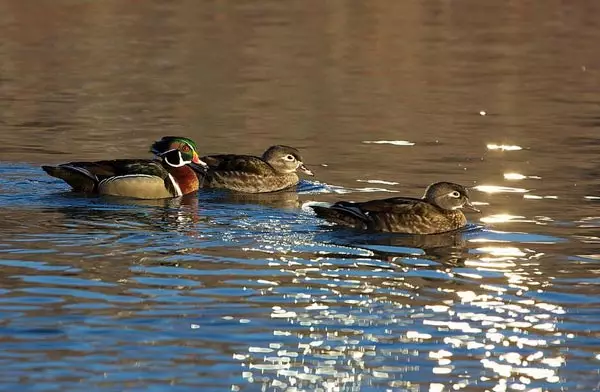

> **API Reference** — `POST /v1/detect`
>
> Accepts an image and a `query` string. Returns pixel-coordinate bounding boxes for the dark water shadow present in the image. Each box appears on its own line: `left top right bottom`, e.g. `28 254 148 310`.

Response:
198 188 301 209
38 192 206 234
312 225 483 268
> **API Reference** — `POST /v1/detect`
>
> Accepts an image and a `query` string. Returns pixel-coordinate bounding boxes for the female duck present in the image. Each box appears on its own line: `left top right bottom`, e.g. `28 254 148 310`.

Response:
310 182 480 234
42 148 206 199
151 137 313 193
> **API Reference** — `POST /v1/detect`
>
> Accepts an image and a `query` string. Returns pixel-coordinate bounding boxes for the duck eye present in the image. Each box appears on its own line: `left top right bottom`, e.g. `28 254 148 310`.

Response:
284 154 296 161
181 144 191 153
449 191 461 198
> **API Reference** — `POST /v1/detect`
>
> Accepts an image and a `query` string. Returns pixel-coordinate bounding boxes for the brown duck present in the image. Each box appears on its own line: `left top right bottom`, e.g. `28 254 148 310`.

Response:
197 145 313 193
311 182 480 234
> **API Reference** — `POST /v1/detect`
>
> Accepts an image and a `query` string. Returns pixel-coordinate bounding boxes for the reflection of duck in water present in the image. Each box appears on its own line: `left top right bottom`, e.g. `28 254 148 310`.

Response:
44 192 205 234
310 182 480 235
324 229 471 267
202 188 300 209
370 231 469 267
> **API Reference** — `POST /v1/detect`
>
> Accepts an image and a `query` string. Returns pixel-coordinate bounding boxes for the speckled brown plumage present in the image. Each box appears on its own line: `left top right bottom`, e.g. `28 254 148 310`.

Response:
311 182 479 234
197 145 314 193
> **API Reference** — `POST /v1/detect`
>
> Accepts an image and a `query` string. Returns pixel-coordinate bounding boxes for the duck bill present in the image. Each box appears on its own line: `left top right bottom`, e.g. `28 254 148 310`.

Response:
463 200 481 213
191 153 208 172
299 164 314 176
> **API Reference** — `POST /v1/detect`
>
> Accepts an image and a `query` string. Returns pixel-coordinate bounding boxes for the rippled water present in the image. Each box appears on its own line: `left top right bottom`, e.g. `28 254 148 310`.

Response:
2 1 600 391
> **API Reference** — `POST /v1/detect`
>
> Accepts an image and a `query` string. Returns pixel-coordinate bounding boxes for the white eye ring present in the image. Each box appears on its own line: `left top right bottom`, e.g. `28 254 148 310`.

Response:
284 154 296 161
449 191 461 198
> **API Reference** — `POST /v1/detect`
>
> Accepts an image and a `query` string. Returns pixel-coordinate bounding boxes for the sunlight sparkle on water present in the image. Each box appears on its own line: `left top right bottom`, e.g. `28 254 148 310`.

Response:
480 214 530 224
356 179 399 185
475 246 527 257
429 383 445 392
322 185 400 194
524 194 558 200
363 140 415 146
504 173 542 180
429 350 453 359
406 331 432 340
423 319 482 333
487 144 523 151
474 185 529 194
504 172 526 180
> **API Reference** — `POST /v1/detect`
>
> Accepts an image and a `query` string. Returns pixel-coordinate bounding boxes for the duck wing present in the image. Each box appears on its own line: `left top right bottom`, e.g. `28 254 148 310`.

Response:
197 154 291 193
200 154 274 175
42 159 170 194
311 201 370 229
356 197 452 234
313 197 444 234
355 196 426 214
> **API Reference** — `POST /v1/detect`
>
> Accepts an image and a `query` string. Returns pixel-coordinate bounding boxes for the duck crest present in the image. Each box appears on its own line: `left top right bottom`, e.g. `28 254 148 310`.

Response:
151 136 198 156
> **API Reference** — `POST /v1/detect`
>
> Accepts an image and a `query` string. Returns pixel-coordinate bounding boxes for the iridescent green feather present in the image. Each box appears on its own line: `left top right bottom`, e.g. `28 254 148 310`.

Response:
150 136 198 155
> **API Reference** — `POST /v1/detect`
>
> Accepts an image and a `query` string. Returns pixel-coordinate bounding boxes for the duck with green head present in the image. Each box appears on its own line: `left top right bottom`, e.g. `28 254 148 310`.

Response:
150 136 199 159
150 136 314 193
42 146 207 199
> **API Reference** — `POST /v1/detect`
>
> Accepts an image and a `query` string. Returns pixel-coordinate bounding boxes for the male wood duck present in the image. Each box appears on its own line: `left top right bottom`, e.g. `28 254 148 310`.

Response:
151 137 314 193
150 136 199 159
42 148 207 199
310 182 480 234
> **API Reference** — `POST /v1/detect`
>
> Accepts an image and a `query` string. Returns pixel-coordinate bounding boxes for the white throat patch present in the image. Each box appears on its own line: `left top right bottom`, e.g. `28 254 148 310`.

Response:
164 150 191 168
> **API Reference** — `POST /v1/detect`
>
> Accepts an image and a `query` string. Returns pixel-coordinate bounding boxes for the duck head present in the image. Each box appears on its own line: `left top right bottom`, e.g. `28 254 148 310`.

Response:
424 182 480 212
262 145 314 176
151 136 207 171
150 136 202 163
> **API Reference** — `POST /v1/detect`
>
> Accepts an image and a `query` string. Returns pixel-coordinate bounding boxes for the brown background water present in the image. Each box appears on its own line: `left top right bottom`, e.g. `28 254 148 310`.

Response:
1 1 600 391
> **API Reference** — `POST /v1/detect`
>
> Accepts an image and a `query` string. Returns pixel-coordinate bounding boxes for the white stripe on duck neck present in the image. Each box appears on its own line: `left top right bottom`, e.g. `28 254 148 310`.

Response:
167 173 183 197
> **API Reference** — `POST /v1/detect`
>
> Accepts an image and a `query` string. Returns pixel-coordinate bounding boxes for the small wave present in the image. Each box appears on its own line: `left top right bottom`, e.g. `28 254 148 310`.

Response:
363 140 415 146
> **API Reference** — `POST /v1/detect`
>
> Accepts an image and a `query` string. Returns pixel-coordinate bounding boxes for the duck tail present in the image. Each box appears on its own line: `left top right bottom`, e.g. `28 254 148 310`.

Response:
42 164 98 192
311 204 367 229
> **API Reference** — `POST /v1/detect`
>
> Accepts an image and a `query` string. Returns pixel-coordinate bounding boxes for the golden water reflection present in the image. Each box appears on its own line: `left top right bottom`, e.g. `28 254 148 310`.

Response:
228 234 568 391
474 185 530 194
486 144 523 152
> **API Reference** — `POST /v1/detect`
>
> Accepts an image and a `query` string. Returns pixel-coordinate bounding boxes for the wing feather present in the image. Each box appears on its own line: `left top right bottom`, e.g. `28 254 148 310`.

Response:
43 159 169 194
200 154 274 175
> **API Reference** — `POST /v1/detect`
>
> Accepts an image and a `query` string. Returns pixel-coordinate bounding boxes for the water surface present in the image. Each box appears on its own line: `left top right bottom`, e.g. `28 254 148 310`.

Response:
1 1 600 391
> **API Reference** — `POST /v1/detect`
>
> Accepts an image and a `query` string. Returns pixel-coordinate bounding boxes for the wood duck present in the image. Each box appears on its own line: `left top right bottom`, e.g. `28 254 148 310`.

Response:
150 136 199 159
42 148 207 199
150 137 314 194
310 182 480 234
